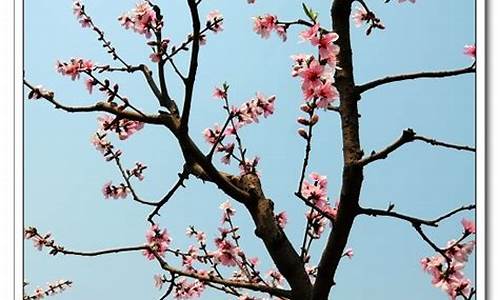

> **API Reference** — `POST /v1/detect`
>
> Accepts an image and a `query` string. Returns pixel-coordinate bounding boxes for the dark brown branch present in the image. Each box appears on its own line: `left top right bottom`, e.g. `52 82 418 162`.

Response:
95 64 164 104
277 19 330 34
356 65 476 93
312 0 363 298
180 0 202 133
154 255 292 299
359 204 476 227
24 80 170 126
147 169 190 223
356 128 475 166
60 245 148 257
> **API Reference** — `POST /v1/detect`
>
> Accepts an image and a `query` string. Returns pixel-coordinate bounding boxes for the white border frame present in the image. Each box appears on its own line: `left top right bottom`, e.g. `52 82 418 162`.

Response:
8 1 490 300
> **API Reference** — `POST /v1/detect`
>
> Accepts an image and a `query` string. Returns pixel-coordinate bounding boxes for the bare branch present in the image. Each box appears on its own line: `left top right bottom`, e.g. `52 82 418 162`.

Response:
147 169 190 223
357 128 475 166
24 80 170 126
356 64 476 94
359 204 476 227
180 0 202 133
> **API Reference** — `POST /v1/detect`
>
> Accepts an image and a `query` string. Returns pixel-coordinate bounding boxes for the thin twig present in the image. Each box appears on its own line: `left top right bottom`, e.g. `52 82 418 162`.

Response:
357 128 475 166
356 64 476 94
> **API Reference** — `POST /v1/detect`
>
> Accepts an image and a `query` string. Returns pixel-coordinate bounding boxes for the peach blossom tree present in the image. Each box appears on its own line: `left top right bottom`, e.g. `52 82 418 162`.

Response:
24 0 476 299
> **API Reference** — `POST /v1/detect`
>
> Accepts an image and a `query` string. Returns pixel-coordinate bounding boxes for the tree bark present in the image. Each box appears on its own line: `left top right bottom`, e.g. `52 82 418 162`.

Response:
312 0 363 299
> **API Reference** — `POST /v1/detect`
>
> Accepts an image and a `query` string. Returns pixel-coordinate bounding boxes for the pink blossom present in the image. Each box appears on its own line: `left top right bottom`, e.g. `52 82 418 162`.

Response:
239 156 260 175
352 6 369 27
267 269 284 287
461 218 475 234
316 81 339 109
128 162 147 181
306 210 328 238
300 23 320 42
217 142 235 165
275 211 288 229
301 172 328 206
149 52 162 63
207 10 224 33
102 181 128 199
445 240 475 263
203 124 224 145
84 78 95 94
117 120 144 140
90 133 111 154
343 248 354 259
119 2 160 38
220 200 236 223
213 238 239 266
275 25 287 42
212 86 227 99
143 224 171 260
463 44 476 59
153 274 164 289
72 1 84 17
79 16 91 28
174 279 205 299
55 58 94 80
252 14 277 39
182 245 199 268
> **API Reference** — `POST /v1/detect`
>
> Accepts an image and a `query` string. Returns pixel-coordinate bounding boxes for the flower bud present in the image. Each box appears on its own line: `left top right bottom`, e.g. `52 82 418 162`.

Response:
310 114 319 125
300 104 312 113
298 128 309 139
297 117 309 126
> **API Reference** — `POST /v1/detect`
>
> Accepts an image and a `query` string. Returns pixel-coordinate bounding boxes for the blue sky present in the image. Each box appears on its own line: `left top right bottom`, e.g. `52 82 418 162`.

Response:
24 0 475 299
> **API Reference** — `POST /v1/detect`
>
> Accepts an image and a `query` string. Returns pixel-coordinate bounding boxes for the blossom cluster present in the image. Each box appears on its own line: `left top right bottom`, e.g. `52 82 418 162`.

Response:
27 85 54 100
118 2 162 38
204 86 275 169
420 219 476 300
301 172 338 238
174 278 206 299
97 114 144 141
127 162 147 181
72 1 91 28
351 6 384 34
252 14 287 41
101 181 129 199
24 227 54 252
206 10 224 34
291 23 340 110
24 280 72 300
55 58 94 81
143 224 172 260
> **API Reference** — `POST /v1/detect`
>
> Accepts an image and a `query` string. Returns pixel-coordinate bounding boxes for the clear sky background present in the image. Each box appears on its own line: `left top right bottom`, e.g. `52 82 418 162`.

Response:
24 0 475 299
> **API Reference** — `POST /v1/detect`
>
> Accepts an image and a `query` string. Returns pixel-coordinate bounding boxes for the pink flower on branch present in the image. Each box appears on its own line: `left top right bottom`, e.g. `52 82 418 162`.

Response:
143 224 171 260
174 278 205 299
463 44 476 59
252 14 286 41
102 181 129 199
461 218 476 234
275 211 288 229
118 2 161 39
213 238 239 267
352 6 370 27
206 10 224 33
55 58 94 81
